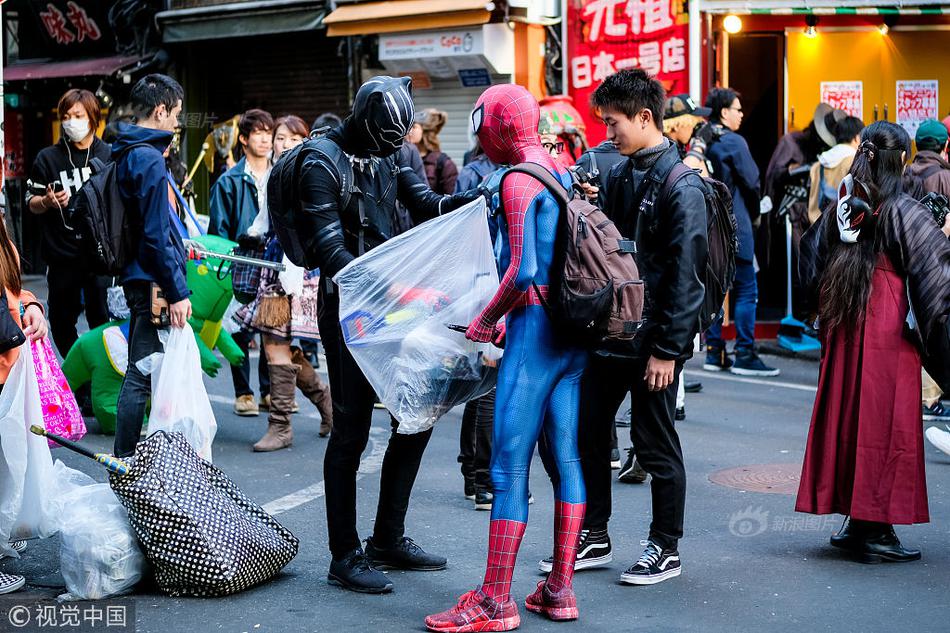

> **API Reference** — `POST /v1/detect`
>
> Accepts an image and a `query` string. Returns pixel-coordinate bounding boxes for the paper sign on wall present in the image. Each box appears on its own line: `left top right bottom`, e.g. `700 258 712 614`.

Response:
896 80 939 137
820 81 863 117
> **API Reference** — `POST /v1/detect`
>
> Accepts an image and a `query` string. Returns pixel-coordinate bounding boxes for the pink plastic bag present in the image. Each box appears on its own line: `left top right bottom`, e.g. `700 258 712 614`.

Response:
32 337 85 447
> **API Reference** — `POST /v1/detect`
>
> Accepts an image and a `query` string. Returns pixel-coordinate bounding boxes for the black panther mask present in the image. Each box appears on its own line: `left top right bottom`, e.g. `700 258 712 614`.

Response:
342 75 414 158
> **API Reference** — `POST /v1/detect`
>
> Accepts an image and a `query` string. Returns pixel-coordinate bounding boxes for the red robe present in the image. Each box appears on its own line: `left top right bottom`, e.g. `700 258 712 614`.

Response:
796 255 929 524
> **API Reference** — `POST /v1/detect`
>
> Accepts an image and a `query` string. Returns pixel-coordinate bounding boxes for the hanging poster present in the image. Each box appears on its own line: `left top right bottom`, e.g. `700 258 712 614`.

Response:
896 80 939 137
819 81 863 117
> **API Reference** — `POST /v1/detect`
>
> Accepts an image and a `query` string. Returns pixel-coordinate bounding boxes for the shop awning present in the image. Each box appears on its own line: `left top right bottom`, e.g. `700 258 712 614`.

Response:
156 0 327 43
701 1 950 14
3 55 145 82
324 0 494 37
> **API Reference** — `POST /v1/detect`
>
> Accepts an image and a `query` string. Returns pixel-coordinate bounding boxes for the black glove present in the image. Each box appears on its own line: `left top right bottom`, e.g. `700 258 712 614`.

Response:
236 232 266 250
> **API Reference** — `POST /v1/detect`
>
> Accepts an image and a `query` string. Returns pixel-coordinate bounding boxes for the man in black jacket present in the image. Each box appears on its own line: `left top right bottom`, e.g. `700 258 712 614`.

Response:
540 69 707 585
297 76 482 594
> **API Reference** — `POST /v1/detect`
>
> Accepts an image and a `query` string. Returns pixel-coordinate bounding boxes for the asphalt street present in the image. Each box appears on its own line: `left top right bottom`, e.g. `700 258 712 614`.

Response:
3 341 949 633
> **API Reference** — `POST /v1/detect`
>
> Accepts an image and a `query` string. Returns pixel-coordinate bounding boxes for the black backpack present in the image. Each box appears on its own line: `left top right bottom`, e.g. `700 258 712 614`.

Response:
659 163 738 331
270 136 399 270
71 144 147 276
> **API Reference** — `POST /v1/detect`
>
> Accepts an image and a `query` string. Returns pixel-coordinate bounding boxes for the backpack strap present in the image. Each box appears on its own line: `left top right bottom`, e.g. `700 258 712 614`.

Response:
497 162 572 320
500 162 571 205
658 162 696 206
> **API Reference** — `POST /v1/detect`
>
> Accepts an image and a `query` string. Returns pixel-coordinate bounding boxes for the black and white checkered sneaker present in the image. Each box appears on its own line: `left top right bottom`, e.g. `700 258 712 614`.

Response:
0 572 25 594
620 540 681 585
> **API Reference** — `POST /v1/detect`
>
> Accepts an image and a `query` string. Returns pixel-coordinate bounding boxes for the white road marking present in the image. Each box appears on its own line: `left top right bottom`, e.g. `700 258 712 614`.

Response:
684 370 817 393
206 392 390 516
261 426 390 516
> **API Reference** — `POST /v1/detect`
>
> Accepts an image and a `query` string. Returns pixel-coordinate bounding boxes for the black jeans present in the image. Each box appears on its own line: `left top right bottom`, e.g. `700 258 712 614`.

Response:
579 354 685 550
230 329 270 398
113 282 165 457
46 263 109 357
319 284 433 559
459 390 495 494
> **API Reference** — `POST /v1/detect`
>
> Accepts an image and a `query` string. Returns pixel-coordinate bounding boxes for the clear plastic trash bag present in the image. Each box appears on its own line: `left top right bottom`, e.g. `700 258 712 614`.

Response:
58 483 146 601
137 323 217 461
0 339 60 552
334 198 501 434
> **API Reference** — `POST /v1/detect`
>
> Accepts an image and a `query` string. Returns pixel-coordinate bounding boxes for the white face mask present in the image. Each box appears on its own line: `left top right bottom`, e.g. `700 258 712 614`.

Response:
62 118 91 143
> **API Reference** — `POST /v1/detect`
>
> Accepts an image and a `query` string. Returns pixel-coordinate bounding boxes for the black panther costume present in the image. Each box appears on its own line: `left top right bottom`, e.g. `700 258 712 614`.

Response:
295 76 482 594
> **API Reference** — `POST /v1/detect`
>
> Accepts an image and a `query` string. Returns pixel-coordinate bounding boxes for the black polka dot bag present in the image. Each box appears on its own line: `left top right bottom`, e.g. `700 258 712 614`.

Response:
109 431 299 597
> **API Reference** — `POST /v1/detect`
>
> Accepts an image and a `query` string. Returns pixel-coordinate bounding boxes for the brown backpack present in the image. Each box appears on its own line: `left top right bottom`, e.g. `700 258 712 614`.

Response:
500 162 643 343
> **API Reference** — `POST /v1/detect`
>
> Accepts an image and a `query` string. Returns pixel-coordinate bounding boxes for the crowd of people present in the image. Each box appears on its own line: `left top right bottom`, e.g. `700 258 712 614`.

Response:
5 64 950 631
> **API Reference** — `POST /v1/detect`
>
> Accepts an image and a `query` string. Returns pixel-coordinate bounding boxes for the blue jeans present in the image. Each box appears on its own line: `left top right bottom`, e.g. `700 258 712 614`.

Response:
706 259 757 354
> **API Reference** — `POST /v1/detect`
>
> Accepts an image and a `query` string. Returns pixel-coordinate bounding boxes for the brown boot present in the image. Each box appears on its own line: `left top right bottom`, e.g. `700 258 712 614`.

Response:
253 363 298 452
292 346 334 437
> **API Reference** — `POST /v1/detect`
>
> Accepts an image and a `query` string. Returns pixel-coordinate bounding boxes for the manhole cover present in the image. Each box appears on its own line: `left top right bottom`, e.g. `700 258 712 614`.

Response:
708 463 801 495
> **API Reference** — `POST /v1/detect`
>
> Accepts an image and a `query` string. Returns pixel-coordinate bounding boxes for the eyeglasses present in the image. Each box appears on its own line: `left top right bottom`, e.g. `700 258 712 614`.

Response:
729 106 743 113
542 141 565 154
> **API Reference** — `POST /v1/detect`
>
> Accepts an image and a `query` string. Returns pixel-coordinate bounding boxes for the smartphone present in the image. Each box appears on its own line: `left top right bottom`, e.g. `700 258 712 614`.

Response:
50 180 65 193
150 283 171 327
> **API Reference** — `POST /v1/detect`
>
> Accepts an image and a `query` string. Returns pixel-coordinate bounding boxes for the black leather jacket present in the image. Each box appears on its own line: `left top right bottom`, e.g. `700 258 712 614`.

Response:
296 126 480 282
602 141 709 361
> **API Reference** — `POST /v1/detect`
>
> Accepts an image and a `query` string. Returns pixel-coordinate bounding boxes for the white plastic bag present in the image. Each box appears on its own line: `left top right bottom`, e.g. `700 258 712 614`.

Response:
0 340 60 553
334 198 501 434
138 323 217 461
58 483 146 600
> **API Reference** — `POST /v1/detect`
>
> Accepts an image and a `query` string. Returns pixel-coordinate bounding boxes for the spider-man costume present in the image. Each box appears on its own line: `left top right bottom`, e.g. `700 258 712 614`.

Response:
425 85 587 632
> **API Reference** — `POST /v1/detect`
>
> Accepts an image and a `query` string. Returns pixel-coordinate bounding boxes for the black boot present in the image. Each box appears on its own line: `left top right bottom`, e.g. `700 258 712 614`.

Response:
365 536 447 571
830 516 864 551
857 524 921 564
328 548 393 594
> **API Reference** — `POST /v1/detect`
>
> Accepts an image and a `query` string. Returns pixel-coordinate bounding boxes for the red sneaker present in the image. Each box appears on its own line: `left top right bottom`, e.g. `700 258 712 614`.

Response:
524 581 579 621
425 590 521 632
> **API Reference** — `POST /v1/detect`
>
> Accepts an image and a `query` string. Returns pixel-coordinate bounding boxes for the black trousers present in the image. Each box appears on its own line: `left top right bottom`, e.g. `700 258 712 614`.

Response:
579 354 685 549
114 282 165 457
459 390 495 493
230 329 270 398
46 263 109 357
319 284 433 559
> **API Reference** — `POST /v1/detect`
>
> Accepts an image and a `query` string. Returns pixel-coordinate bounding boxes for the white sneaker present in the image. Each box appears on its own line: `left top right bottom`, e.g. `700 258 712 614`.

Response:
925 426 950 457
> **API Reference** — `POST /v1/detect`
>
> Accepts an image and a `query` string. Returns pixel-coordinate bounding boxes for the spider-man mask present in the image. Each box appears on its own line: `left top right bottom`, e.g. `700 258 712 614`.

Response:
471 84 541 165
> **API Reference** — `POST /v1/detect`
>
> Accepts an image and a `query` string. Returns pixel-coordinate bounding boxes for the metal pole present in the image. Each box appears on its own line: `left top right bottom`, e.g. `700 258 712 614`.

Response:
689 0 701 101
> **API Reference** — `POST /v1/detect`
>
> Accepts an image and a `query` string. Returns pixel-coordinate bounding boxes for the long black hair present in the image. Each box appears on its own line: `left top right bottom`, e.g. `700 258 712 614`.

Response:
819 120 910 333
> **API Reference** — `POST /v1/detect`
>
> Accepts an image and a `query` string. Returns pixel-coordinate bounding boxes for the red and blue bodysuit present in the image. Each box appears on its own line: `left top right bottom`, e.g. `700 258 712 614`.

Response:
426 85 588 631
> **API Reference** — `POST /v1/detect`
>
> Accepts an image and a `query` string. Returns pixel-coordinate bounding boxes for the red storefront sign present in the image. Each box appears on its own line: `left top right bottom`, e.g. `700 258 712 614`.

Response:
566 0 689 144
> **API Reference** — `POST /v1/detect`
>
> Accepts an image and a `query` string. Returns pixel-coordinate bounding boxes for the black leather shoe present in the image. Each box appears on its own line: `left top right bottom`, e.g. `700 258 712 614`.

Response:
830 517 863 551
328 548 393 594
684 381 703 393
857 525 921 564
365 536 447 571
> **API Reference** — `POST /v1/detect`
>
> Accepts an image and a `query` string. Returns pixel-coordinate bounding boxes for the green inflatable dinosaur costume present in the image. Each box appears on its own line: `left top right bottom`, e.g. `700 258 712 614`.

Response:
62 235 245 433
